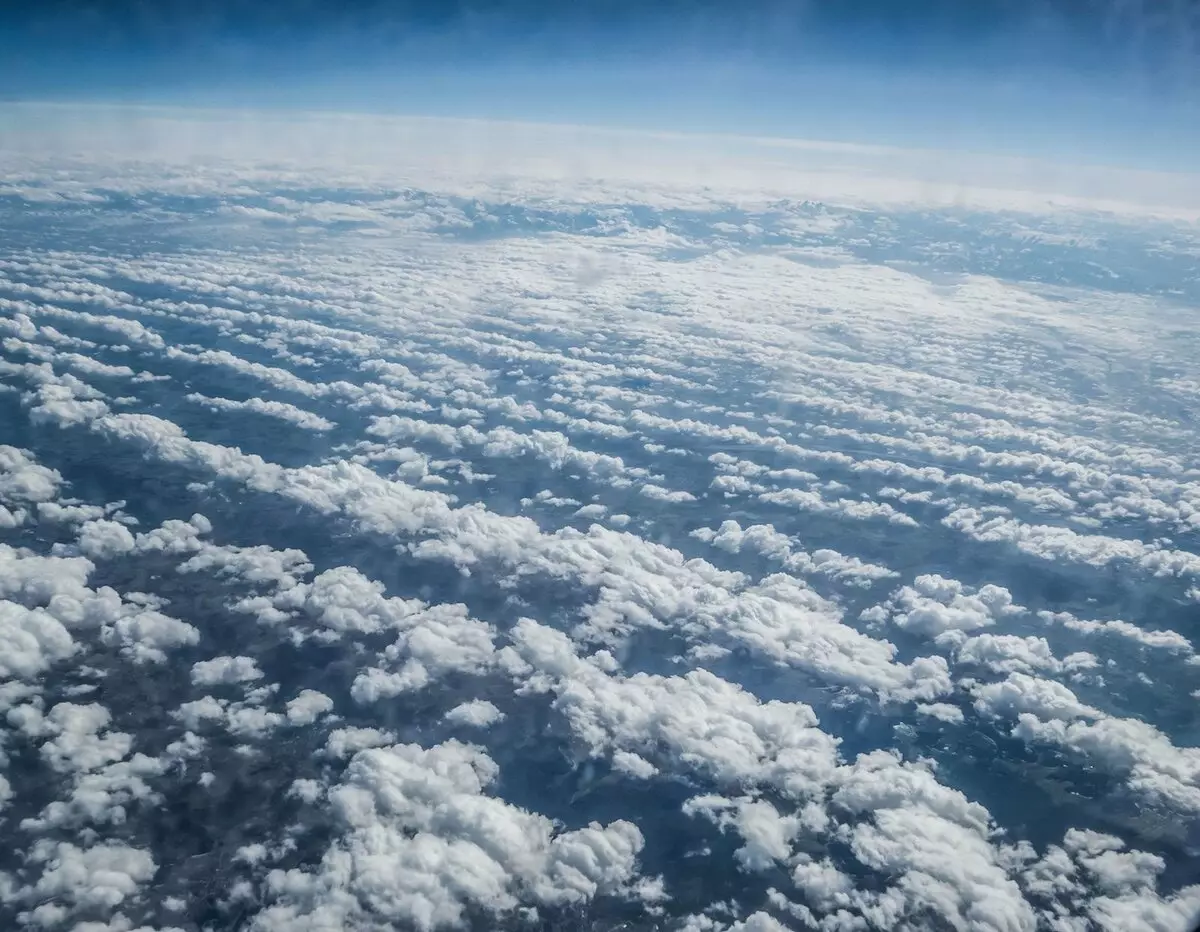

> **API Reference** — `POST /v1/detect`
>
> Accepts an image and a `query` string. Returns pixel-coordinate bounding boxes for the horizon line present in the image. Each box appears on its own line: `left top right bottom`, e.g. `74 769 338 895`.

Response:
5 98 1199 184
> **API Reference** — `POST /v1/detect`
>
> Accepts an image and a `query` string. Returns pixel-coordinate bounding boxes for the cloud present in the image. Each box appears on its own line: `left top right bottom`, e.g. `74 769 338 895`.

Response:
692 519 898 587
443 699 504 728
77 519 137 560
325 726 397 760
37 702 132 774
286 689 334 725
2 110 1199 931
255 740 647 930
503 618 842 794
865 574 1019 638
1018 830 1200 930
9 840 156 926
0 600 77 679
0 445 61 521
1038 610 1194 658
953 632 1096 676
684 796 800 872
760 486 919 527
974 673 1200 816
191 655 265 686
175 694 285 738
346 600 498 703
100 610 200 665
237 564 420 634
0 540 200 672
640 483 696 503
184 392 336 431
944 507 1200 580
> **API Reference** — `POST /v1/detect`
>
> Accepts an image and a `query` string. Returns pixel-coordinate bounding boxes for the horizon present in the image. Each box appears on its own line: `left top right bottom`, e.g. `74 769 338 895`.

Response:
5 100 1200 223
2 0 1199 174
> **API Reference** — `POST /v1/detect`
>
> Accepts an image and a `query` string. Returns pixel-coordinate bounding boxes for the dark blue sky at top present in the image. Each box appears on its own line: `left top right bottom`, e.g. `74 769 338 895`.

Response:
2 0 1199 167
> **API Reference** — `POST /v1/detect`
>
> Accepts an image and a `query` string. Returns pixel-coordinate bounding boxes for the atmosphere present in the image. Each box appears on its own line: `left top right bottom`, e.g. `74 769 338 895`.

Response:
1 3 1200 932
3 0 1200 166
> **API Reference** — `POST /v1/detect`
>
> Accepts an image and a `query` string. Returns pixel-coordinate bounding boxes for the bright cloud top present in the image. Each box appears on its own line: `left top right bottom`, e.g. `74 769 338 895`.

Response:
0 108 1197 932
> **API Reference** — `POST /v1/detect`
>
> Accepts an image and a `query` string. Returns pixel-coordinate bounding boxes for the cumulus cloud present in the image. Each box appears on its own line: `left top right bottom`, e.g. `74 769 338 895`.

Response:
285 689 334 725
37 702 132 774
0 600 77 679
191 655 265 686
255 740 647 930
10 840 156 926
2 110 1199 931
503 618 842 794
0 541 200 673
443 699 504 728
325 726 397 760
240 564 421 634
0 445 61 522
77 519 137 560
691 519 897 586
350 602 498 703
865 573 1019 638
185 392 336 431
974 673 1200 815
944 507 1200 580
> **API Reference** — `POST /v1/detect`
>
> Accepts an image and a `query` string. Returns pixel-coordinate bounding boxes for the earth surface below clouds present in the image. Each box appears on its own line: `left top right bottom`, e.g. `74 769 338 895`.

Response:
0 109 1199 932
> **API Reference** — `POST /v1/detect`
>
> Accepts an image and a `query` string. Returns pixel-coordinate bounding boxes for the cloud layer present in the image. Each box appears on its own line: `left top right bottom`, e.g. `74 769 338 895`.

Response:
0 110 1197 932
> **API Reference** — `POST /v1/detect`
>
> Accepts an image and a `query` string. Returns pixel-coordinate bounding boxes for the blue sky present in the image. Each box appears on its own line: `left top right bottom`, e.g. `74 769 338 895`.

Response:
2 0 1197 171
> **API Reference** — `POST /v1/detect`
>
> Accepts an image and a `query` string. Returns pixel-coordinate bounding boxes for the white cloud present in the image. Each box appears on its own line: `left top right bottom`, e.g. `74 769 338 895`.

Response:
640 483 696 503
1018 829 1200 931
38 702 132 774
0 600 76 679
684 796 800 872
325 726 397 760
844 803 1035 931
175 695 228 732
191 655 265 686
286 689 334 725
255 740 646 930
443 700 504 728
868 574 1019 638
974 673 1200 815
692 519 897 586
0 445 61 510
761 486 919 527
611 750 658 779
954 633 1096 676
5 111 1200 932
350 602 497 703
0 537 197 667
37 500 111 524
503 618 841 794
100 609 200 664
177 541 313 594
0 542 96 607
944 507 1200 580
77 519 137 560
1038 610 1194 657
243 564 420 635
185 392 336 431
12 840 156 925
289 779 325 804
174 694 285 738
915 702 965 723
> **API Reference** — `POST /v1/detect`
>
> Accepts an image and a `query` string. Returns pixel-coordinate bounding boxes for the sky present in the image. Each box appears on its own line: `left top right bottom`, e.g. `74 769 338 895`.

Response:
2 0 1199 170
